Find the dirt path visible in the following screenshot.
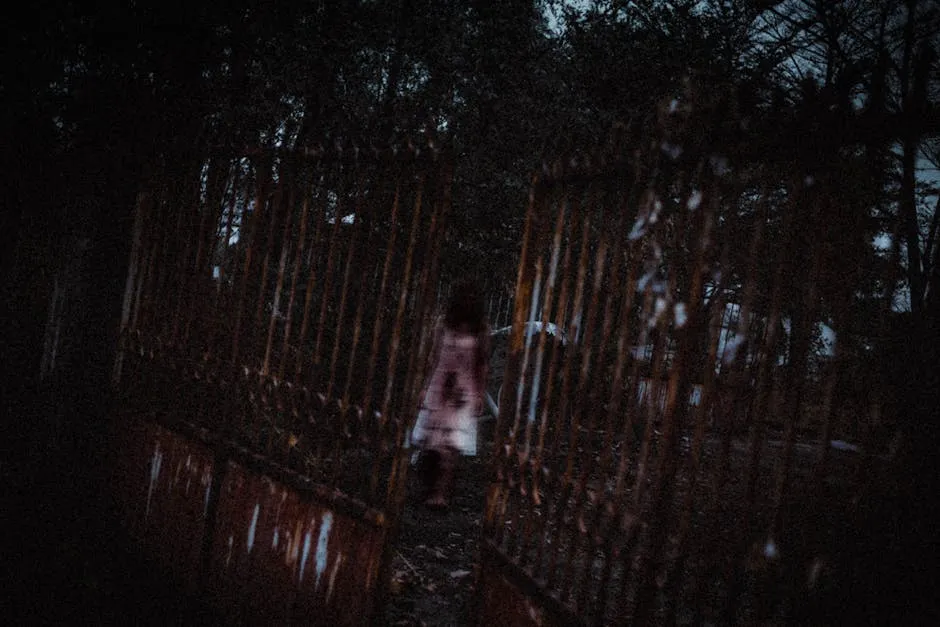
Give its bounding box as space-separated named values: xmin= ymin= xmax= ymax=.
xmin=385 ymin=447 xmax=491 ymax=626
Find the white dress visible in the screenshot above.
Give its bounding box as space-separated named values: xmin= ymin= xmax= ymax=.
xmin=410 ymin=327 xmax=482 ymax=456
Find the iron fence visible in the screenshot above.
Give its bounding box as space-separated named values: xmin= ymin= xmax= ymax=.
xmin=115 ymin=138 xmax=451 ymax=513
xmin=480 ymin=106 xmax=897 ymax=625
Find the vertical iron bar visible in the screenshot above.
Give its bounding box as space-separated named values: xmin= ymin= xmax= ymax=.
xmin=571 ymin=192 xmax=630 ymax=615
xmin=326 ymin=170 xmax=367 ymax=399
xmin=544 ymin=192 xmax=593 ymax=593
xmin=369 ymin=167 xmax=426 ymax=501
xmin=659 ymin=249 xmax=728 ymax=625
xmin=515 ymin=189 xmax=568 ymax=569
xmin=263 ymin=175 xmax=296 ymax=376
xmin=530 ymin=190 xmax=577 ymax=572
xmin=293 ymin=172 xmax=329 ymax=381
xmin=277 ymin=167 xmax=312 ymax=380
xmin=326 ymin=171 xmax=368 ymax=489
xmin=311 ymin=173 xmax=349 ymax=387
xmin=558 ymin=226 xmax=610 ymax=607
xmin=359 ymin=180 xmax=401 ymax=444
xmin=632 ymin=180 xmax=715 ymax=625
xmin=231 ymin=159 xmax=267 ymax=370
xmin=485 ymin=173 xmax=540 ymax=540
xmin=590 ymin=257 xmax=639 ymax=626
xmin=112 ymin=191 xmax=149 ymax=386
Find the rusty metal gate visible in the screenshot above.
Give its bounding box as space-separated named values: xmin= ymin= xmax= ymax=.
xmin=111 ymin=139 xmax=450 ymax=624
xmin=478 ymin=103 xmax=899 ymax=624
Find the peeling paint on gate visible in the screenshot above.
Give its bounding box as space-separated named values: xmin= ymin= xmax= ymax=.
xmin=299 ymin=523 xmax=313 ymax=584
xmin=247 ymin=502 xmax=260 ymax=553
xmin=327 ymin=552 xmax=344 ymax=604
xmin=111 ymin=417 xmax=215 ymax=593
xmin=205 ymin=458 xmax=388 ymax=625
xmin=111 ymin=141 xmax=450 ymax=624
xmin=115 ymin=419 xmax=393 ymax=625
xmin=145 ymin=441 xmax=162 ymax=521
xmin=314 ymin=512 xmax=333 ymax=590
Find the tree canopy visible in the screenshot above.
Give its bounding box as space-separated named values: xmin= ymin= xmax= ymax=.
xmin=3 ymin=1 xmax=938 ymax=416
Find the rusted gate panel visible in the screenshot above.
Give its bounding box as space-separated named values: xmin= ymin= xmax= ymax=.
xmin=112 ymin=138 xmax=450 ymax=623
xmin=479 ymin=98 xmax=896 ymax=624
xmin=204 ymin=457 xmax=388 ymax=625
xmin=476 ymin=541 xmax=578 ymax=627
xmin=111 ymin=416 xmax=215 ymax=593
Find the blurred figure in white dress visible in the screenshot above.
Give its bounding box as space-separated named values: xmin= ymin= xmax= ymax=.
xmin=411 ymin=281 xmax=489 ymax=509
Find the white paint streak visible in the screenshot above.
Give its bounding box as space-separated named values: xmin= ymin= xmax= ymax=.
xmin=830 ymin=440 xmax=859 ymax=453
xmin=764 ymin=539 xmax=779 ymax=559
xmin=315 ymin=513 xmax=333 ymax=590
xmin=512 ymin=280 xmax=544 ymax=437
xmin=226 ymin=534 xmax=234 ymax=568
xmin=365 ymin=555 xmax=376 ymax=592
xmin=145 ymin=443 xmax=163 ymax=521
xmin=271 ymin=490 xmax=286 ymax=550
xmin=674 ymin=303 xmax=688 ymax=328
xmin=288 ymin=520 xmax=302 ymax=567
xmin=174 ymin=459 xmax=182 ymax=487
xmin=628 ymin=216 xmax=647 ymax=241
xmin=326 ymin=552 xmax=344 ymax=604
xmin=490 ymin=321 xmax=567 ymax=345
xmin=247 ymin=503 xmax=260 ymax=553
xmin=650 ymin=199 xmax=663 ymax=223
xmin=203 ymin=469 xmax=212 ymax=518
xmin=299 ymin=528 xmax=313 ymax=584
xmin=637 ymin=269 xmax=655 ymax=293
xmin=722 ymin=332 xmax=746 ymax=364
xmin=526 ymin=598 xmax=541 ymax=622
xmin=649 ymin=297 xmax=669 ymax=328
xmin=661 ymin=141 xmax=682 ymax=160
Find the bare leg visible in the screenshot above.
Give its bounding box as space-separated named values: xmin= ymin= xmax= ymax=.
xmin=416 ymin=449 xmax=440 ymax=500
xmin=425 ymin=446 xmax=457 ymax=510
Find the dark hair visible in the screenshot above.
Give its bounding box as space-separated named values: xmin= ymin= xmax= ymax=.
xmin=444 ymin=280 xmax=486 ymax=335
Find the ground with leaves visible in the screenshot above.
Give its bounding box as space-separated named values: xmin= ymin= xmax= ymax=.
xmin=385 ymin=441 xmax=492 ymax=626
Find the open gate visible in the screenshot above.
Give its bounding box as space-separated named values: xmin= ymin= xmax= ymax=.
xmin=478 ymin=107 xmax=897 ymax=624
xmin=111 ymin=139 xmax=450 ymax=625
xmin=107 ymin=100 xmax=905 ymax=624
